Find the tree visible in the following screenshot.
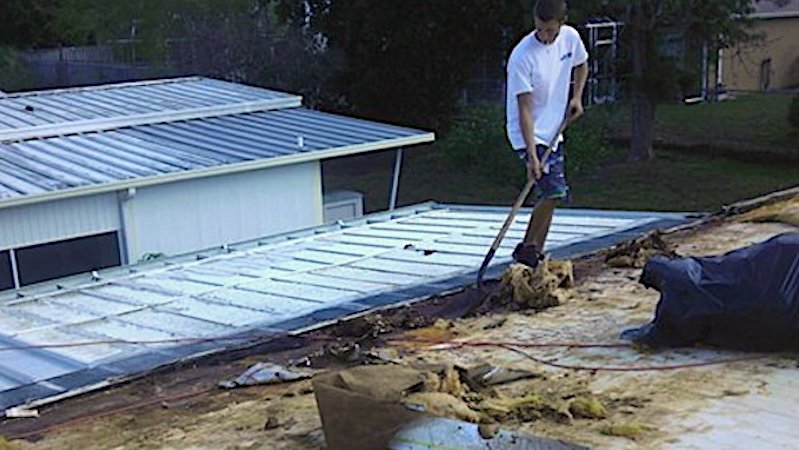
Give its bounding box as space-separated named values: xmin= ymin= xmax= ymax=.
xmin=278 ymin=0 xmax=526 ymax=130
xmin=0 ymin=0 xmax=69 ymax=48
xmin=572 ymin=0 xmax=757 ymax=161
xmin=0 ymin=0 xmax=337 ymax=102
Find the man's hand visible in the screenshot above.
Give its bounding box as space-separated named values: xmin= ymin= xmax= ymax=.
xmin=567 ymin=97 xmax=584 ymax=124
xmin=526 ymin=153 xmax=542 ymax=180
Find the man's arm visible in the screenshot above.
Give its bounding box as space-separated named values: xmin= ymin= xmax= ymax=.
xmin=517 ymin=92 xmax=540 ymax=180
xmin=568 ymin=62 xmax=588 ymax=124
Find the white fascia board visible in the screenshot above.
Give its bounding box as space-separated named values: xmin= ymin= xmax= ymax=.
xmin=0 ymin=97 xmax=302 ymax=143
xmin=0 ymin=132 xmax=435 ymax=210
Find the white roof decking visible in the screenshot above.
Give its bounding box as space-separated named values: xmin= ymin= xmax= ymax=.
xmin=0 ymin=203 xmax=690 ymax=411
xmin=0 ymin=77 xmax=434 ymax=208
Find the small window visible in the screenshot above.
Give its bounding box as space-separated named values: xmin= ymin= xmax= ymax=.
xmin=0 ymin=250 xmax=13 ymax=291
xmin=15 ymin=232 xmax=121 ymax=286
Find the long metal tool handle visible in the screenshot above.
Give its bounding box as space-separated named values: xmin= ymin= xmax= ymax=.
xmin=476 ymin=118 xmax=568 ymax=289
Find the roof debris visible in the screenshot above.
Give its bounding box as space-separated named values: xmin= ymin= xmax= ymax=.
xmin=604 ymin=230 xmax=677 ymax=268
xmin=737 ymin=196 xmax=799 ymax=227
xmin=2 ymin=191 xmax=797 ymax=449
xmin=219 ymin=362 xmax=312 ymax=389
xmin=495 ymin=260 xmax=575 ymax=309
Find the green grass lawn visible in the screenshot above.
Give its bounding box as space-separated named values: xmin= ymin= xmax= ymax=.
xmin=324 ymin=144 xmax=798 ymax=214
xmin=324 ymin=99 xmax=797 ymax=214
xmin=608 ymin=92 xmax=797 ymax=157
xmin=568 ymin=148 xmax=798 ymax=211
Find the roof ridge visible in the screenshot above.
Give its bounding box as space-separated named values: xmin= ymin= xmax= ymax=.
xmin=0 ymin=78 xmax=303 ymax=143
xmin=0 ymin=97 xmax=302 ymax=144
xmin=2 ymin=76 xmax=205 ymax=99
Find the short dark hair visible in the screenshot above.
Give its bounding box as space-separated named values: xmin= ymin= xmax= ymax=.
xmin=534 ymin=0 xmax=567 ymax=22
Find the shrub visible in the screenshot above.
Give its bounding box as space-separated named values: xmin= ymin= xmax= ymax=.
xmin=438 ymin=105 xmax=616 ymax=186
xmin=437 ymin=105 xmax=520 ymax=184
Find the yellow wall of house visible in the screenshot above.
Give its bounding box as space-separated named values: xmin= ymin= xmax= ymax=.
xmin=722 ymin=17 xmax=799 ymax=91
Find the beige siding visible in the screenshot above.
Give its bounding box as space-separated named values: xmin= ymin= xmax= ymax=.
xmin=722 ymin=17 xmax=799 ymax=91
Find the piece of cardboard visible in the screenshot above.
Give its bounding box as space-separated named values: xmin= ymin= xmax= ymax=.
xmin=313 ymin=365 xmax=591 ymax=450
xmin=313 ymin=366 xmax=431 ymax=450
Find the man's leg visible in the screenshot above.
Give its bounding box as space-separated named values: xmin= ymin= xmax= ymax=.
xmin=513 ymin=144 xmax=567 ymax=267
xmin=524 ymin=198 xmax=557 ymax=252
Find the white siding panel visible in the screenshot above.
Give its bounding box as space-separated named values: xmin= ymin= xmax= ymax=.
xmin=123 ymin=162 xmax=323 ymax=262
xmin=0 ymin=193 xmax=119 ymax=250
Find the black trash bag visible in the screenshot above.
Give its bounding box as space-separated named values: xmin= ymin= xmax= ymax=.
xmin=622 ymin=233 xmax=799 ymax=350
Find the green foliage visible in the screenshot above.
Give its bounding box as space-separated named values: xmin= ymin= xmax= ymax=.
xmin=565 ymin=110 xmax=616 ymax=174
xmin=437 ymin=105 xmax=520 ymax=184
xmin=789 ymin=93 xmax=799 ymax=131
xmin=437 ymin=105 xmax=616 ymax=186
xmin=278 ymin=0 xmax=528 ymax=130
xmin=0 ymin=0 xmax=62 ymax=47
xmin=0 ymin=47 xmax=33 ymax=91
xmin=0 ymin=1 xmax=335 ymax=104
xmin=569 ymin=0 xmax=758 ymax=160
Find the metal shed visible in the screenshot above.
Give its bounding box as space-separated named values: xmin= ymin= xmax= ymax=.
xmin=0 ymin=77 xmax=434 ymax=290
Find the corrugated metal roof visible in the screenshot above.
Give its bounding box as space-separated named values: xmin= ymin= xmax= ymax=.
xmin=0 ymin=77 xmax=434 ymax=208
xmin=0 ymin=203 xmax=689 ymax=412
xmin=0 ymin=77 xmax=300 ymax=141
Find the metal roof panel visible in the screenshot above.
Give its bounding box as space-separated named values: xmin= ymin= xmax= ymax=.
xmin=0 ymin=104 xmax=433 ymax=209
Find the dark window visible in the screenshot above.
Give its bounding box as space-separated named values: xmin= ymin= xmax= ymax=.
xmin=15 ymin=232 xmax=121 ymax=286
xmin=0 ymin=250 xmax=13 ymax=291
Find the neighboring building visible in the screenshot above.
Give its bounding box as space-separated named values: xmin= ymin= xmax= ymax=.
xmin=721 ymin=0 xmax=799 ymax=91
xmin=0 ymin=77 xmax=434 ymax=290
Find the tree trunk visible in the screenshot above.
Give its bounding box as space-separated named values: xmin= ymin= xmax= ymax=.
xmin=630 ymin=91 xmax=655 ymax=161
xmin=628 ymin=1 xmax=655 ymax=162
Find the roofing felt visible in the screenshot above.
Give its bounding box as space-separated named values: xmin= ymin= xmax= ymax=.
xmin=0 ymin=203 xmax=689 ymax=412
xmin=0 ymin=77 xmax=434 ymax=209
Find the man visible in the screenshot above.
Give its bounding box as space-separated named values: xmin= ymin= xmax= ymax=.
xmin=505 ymin=0 xmax=589 ymax=267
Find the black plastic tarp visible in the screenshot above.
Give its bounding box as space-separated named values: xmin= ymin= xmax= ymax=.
xmin=622 ymin=233 xmax=799 ymax=350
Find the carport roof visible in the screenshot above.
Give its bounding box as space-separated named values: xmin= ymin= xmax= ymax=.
xmin=0 ymin=77 xmax=434 ymax=209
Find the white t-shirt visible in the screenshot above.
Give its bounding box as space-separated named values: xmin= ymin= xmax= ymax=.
xmin=506 ymin=25 xmax=588 ymax=149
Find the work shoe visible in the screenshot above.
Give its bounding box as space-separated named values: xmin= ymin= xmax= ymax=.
xmin=512 ymin=242 xmax=544 ymax=268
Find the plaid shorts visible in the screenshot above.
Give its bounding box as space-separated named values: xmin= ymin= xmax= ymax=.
xmin=514 ymin=142 xmax=570 ymax=201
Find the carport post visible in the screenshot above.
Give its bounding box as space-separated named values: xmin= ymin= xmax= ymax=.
xmin=389 ymin=148 xmax=403 ymax=210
